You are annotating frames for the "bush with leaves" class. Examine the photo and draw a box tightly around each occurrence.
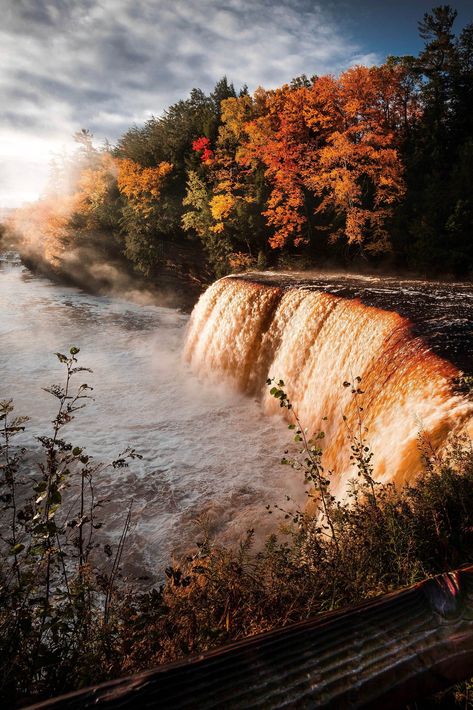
[114,379,473,708]
[0,348,140,706]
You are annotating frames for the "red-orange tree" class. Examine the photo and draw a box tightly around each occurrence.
[237,67,406,252]
[307,67,406,252]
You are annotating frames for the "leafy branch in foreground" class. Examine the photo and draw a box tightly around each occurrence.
[265,376,378,556]
[0,348,140,705]
[120,380,472,708]
[266,377,339,550]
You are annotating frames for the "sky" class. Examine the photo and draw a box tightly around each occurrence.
[1,0,472,208]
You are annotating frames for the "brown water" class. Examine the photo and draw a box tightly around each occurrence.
[1,254,472,574]
[185,272,473,496]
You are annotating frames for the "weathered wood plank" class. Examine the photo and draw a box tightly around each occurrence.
[27,566,473,709]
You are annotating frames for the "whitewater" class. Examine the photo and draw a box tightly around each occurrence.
[0,255,296,575]
[1,252,471,576]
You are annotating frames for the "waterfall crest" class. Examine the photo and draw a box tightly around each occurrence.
[185,276,472,493]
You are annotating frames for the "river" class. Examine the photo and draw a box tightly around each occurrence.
[1,252,472,578]
[0,253,296,577]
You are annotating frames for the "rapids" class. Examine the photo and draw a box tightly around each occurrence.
[1,253,472,575]
[0,254,298,575]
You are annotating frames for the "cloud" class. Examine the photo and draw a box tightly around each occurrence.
[0,0,380,207]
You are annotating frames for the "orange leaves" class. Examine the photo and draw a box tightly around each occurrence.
[307,92,405,250]
[264,185,307,249]
[11,147,120,266]
[117,159,173,213]
[232,67,407,251]
[372,59,423,136]
[241,84,314,248]
[76,154,117,215]
[12,195,78,266]
[188,64,409,256]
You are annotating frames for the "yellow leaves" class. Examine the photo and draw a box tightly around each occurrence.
[117,159,173,212]
[219,95,254,142]
[76,158,115,213]
[215,180,233,193]
[209,192,234,234]
[210,193,235,221]
[243,115,273,152]
[227,252,256,272]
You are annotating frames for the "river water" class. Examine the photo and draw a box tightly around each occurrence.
[1,253,472,578]
[0,253,296,577]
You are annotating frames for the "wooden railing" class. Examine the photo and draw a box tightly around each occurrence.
[28,565,473,709]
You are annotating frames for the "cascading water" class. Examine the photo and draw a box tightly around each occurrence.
[2,253,471,574]
[0,256,300,574]
[185,275,473,496]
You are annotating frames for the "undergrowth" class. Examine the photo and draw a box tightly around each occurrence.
[1,357,472,707]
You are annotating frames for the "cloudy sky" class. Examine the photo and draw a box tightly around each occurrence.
[1,0,472,208]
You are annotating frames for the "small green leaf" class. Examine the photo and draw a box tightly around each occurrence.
[10,543,25,555]
[50,489,62,505]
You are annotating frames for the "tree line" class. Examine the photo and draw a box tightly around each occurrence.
[11,5,473,280]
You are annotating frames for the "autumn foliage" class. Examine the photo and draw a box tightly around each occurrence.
[192,137,214,163]
[117,159,173,213]
[13,195,77,266]
[10,8,473,278]
[190,67,407,251]
[10,135,120,267]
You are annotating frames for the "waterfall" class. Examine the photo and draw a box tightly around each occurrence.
[185,276,472,495]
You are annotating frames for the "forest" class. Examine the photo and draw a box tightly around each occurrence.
[7,5,473,282]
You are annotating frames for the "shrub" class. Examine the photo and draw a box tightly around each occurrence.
[114,380,473,703]
[0,349,140,706]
